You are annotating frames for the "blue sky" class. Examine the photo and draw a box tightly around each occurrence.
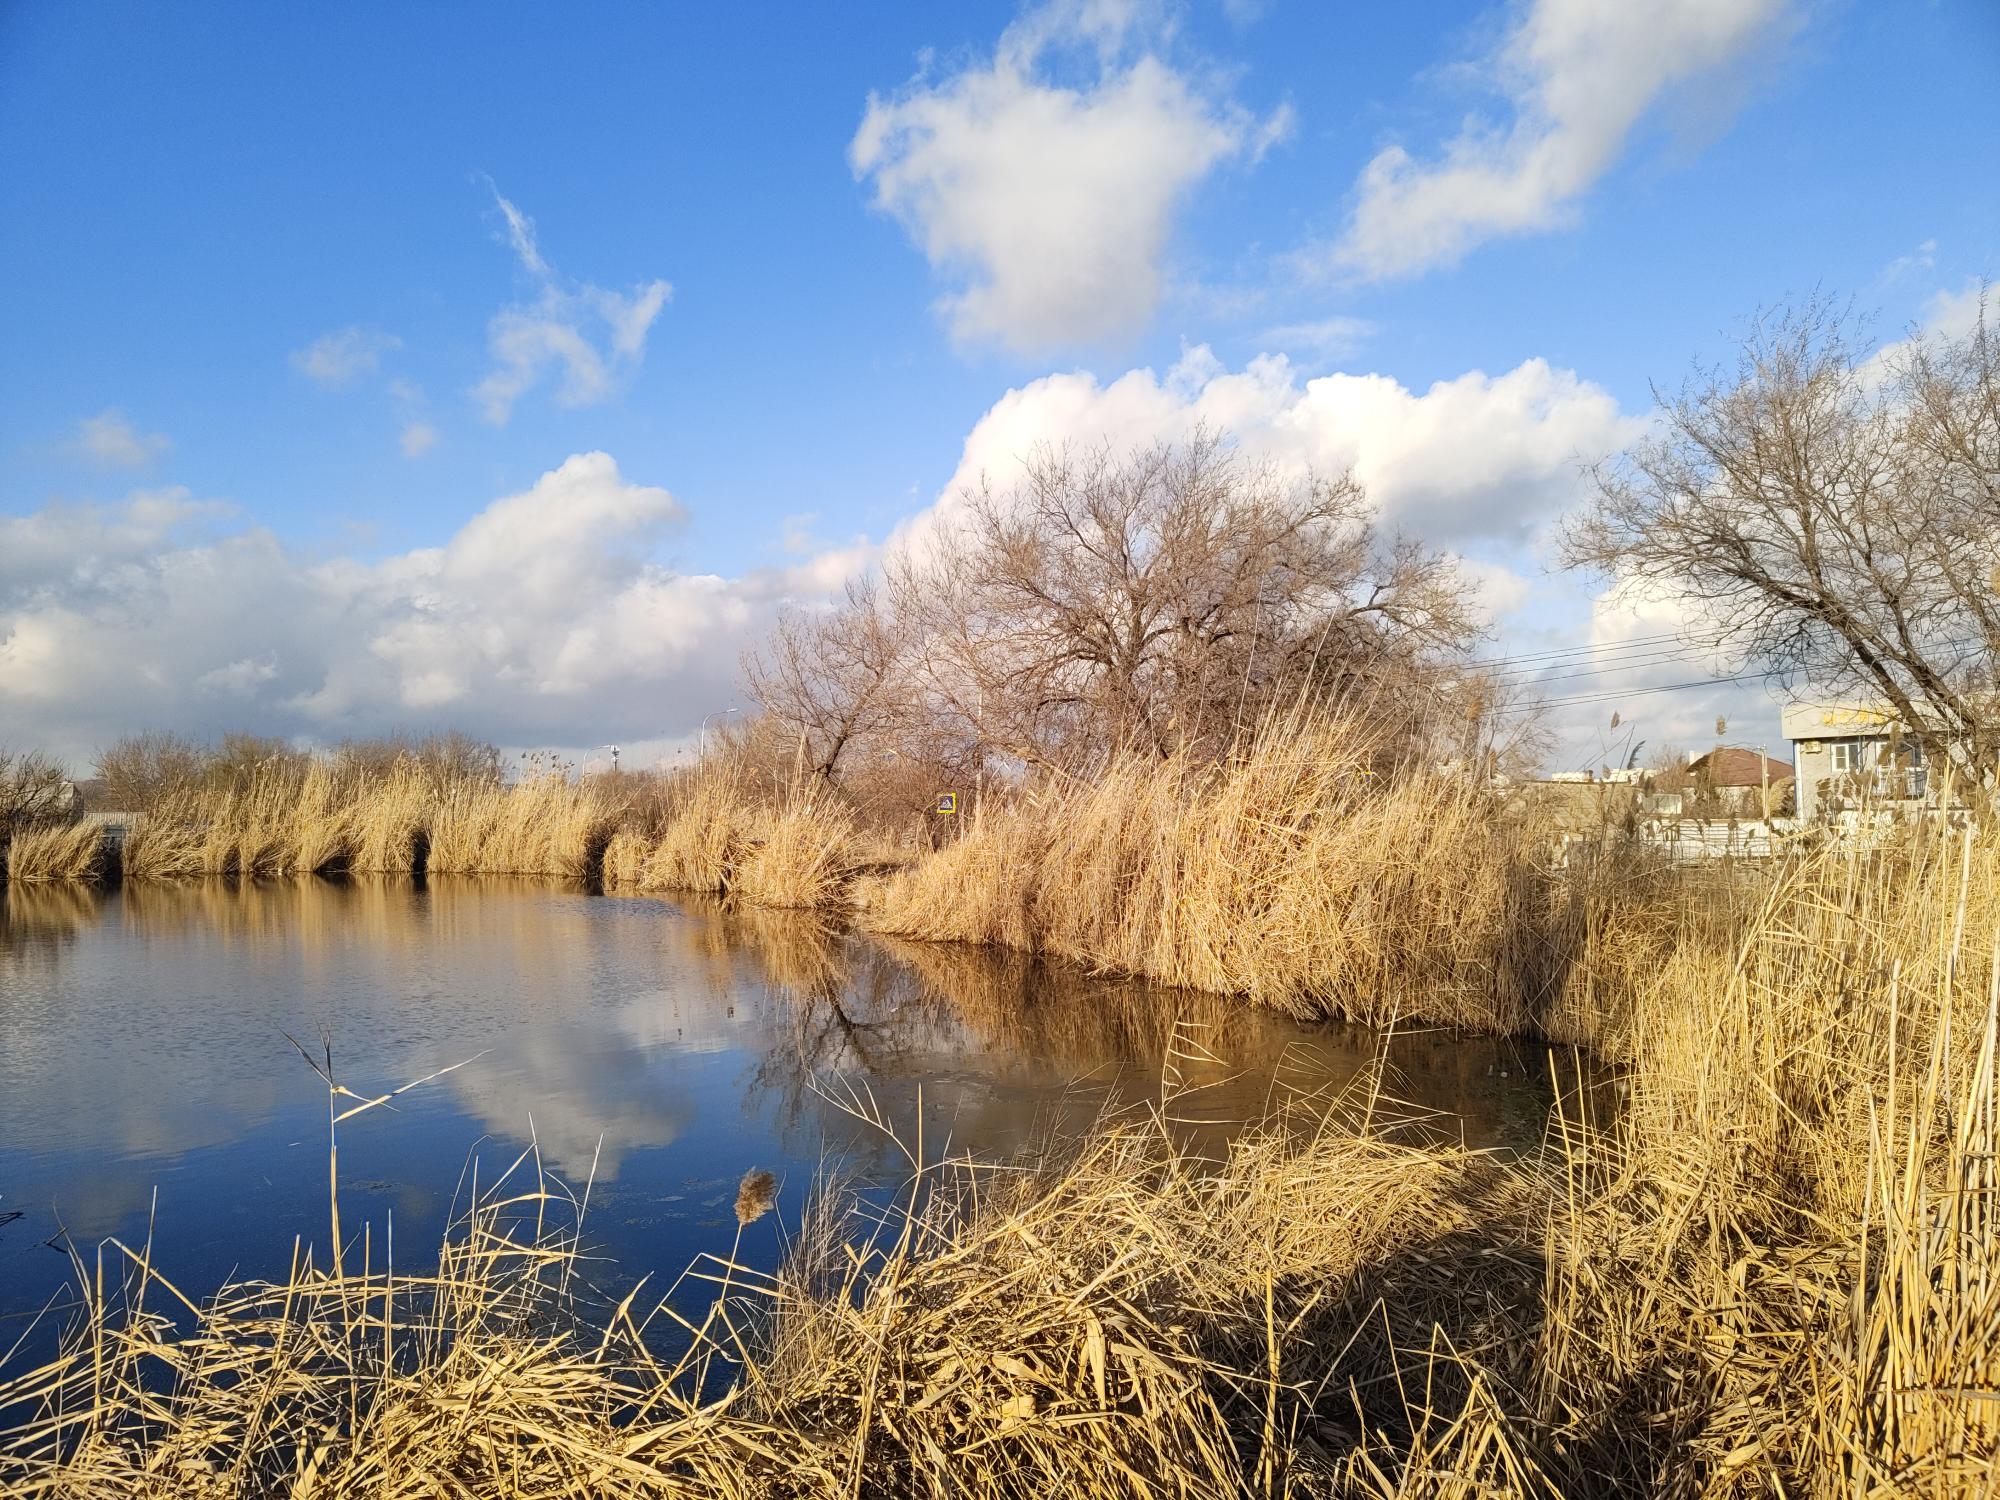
[3,0,1997,770]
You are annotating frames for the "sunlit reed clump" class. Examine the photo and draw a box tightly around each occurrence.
[859,713,1536,1028]
[0,819,113,883]
[424,770,619,879]
[735,779,858,909]
[635,766,751,894]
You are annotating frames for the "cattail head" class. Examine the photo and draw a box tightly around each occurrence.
[734,1168,777,1228]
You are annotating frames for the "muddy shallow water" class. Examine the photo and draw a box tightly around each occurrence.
[0,876,1572,1327]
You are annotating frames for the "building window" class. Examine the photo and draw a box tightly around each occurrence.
[1901,739,1928,799]
[1825,735,1928,798]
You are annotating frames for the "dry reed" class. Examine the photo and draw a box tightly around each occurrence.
[861,716,1536,1028]
[605,771,861,911]
[3,824,1998,1495]
[2,820,113,883]
[639,767,751,894]
[425,772,619,880]
[736,780,858,909]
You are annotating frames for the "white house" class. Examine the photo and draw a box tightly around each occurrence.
[1780,702,1932,821]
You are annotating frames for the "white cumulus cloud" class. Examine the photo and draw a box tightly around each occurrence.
[475,190,672,424]
[1332,0,1793,281]
[290,326,402,388]
[0,455,847,767]
[70,409,172,468]
[907,343,1638,549]
[852,1,1287,352]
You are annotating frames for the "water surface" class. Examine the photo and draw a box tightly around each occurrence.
[0,877,1565,1327]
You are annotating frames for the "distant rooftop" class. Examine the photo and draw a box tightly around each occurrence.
[1689,747,1795,788]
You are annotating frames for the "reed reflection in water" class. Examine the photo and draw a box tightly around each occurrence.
[0,876,1565,1325]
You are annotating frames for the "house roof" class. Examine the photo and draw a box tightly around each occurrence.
[1689,747,1795,787]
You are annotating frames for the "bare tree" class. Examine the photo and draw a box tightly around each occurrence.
[744,577,913,780]
[0,749,77,841]
[886,432,1476,771]
[1563,296,2000,777]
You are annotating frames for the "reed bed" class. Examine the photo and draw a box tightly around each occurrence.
[3,825,1998,1496]
[115,763,359,879]
[604,771,859,911]
[424,772,619,880]
[636,768,752,894]
[1,819,113,883]
[736,781,858,909]
[858,719,1537,1028]
[348,762,432,874]
[76,759,619,884]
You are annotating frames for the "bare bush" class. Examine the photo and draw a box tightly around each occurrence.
[93,732,209,811]
[0,749,78,841]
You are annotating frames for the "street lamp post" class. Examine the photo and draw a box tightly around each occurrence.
[699,708,739,767]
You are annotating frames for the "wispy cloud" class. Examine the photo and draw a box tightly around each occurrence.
[1328,0,1794,281]
[1254,315,1374,363]
[290,326,402,388]
[387,377,438,459]
[474,187,672,425]
[1878,237,1938,286]
[69,409,171,468]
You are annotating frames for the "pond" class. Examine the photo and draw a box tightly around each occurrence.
[0,877,1572,1332]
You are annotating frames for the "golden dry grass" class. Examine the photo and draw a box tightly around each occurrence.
[600,827,654,889]
[349,762,432,874]
[605,771,860,911]
[2,819,113,883]
[425,772,619,880]
[102,760,617,883]
[639,767,751,894]
[735,780,858,909]
[3,824,1998,1496]
[859,717,1537,1027]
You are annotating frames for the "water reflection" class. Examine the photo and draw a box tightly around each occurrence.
[0,877,1568,1322]
[0,882,104,973]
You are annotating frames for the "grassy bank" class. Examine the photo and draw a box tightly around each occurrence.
[2,821,1994,1495]
[853,718,1539,1029]
[0,718,1776,1035]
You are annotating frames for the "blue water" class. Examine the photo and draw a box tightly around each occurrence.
[0,877,1562,1335]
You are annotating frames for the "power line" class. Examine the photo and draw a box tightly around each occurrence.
[1484,642,1732,685]
[1470,630,1712,671]
[1492,667,1785,714]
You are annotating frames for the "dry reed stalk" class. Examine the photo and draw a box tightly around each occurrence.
[348,762,433,873]
[118,790,209,880]
[600,827,654,888]
[426,773,618,879]
[641,769,750,894]
[735,780,858,909]
[0,1102,1533,1499]
[3,820,113,883]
